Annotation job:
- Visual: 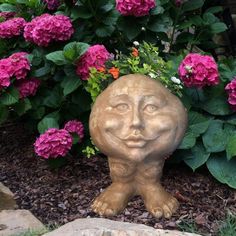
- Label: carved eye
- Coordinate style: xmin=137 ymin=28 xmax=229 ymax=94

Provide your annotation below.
xmin=144 ymin=104 xmax=158 ymax=113
xmin=115 ymin=103 xmax=129 ymax=112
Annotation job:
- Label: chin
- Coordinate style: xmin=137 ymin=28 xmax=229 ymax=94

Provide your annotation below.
xmin=123 ymin=148 xmax=148 ymax=163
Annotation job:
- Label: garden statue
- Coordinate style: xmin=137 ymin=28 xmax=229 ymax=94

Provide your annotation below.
xmin=89 ymin=74 xmax=188 ymax=218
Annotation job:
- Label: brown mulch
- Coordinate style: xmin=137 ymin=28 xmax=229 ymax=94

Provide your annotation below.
xmin=0 ymin=122 xmax=236 ymax=236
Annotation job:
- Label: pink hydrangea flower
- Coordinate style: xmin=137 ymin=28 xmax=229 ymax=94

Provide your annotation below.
xmin=64 ymin=120 xmax=84 ymax=141
xmin=225 ymin=78 xmax=236 ymax=111
xmin=0 ymin=52 xmax=30 ymax=90
xmin=0 ymin=17 xmax=26 ymax=38
xmin=24 ymin=14 xmax=74 ymax=47
xmin=34 ymin=128 xmax=73 ymax=159
xmin=0 ymin=71 xmax=11 ymax=90
xmin=178 ymin=53 xmax=219 ymax=88
xmin=8 ymin=52 xmax=30 ymax=80
xmin=76 ymin=45 xmax=110 ymax=80
xmin=15 ymin=78 xmax=41 ymax=98
xmin=0 ymin=58 xmax=14 ymax=77
xmin=43 ymin=0 xmax=60 ymax=10
xmin=0 ymin=12 xmax=16 ymax=20
xmin=116 ymin=0 xmax=156 ymax=17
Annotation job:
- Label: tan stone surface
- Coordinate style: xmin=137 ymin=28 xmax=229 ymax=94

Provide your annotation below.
xmin=0 ymin=210 xmax=45 ymax=236
xmin=43 ymin=218 xmax=201 ymax=236
xmin=0 ymin=182 xmax=17 ymax=210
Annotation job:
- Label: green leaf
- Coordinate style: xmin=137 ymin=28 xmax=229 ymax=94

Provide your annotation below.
xmin=188 ymin=111 xmax=211 ymax=136
xmin=150 ymin=5 xmax=164 ymax=15
xmin=30 ymin=107 xmax=45 ymax=120
xmin=100 ymin=2 xmax=114 ymax=12
xmin=202 ymin=96 xmax=232 ymax=115
xmin=205 ymin=6 xmax=223 ymax=14
xmin=210 ymin=22 xmax=227 ymax=34
xmin=176 ymin=32 xmax=194 ymax=43
xmin=43 ymin=87 xmax=63 ymax=108
xmin=101 ymin=10 xmax=119 ymax=25
xmin=61 ymin=77 xmax=81 ymax=96
xmin=202 ymin=120 xmax=229 ymax=153
xmin=96 ymin=25 xmax=115 ymax=37
xmin=182 ymin=0 xmax=204 ymax=12
xmin=63 ymin=42 xmax=89 ymax=62
xmin=32 ymin=63 xmax=51 ymax=77
xmin=71 ymin=7 xmax=92 ymax=20
xmin=37 ymin=117 xmax=59 ymax=134
xmin=72 ymin=133 xmax=80 ymax=144
xmin=14 ymin=98 xmax=32 ymax=116
xmin=226 ymin=115 xmax=236 ymax=125
xmin=188 ymin=15 xmax=203 ymax=26
xmin=0 ymin=105 xmax=8 ymax=124
xmin=117 ymin=17 xmax=141 ymax=41
xmin=202 ymin=12 xmax=218 ymax=25
xmin=0 ymin=3 xmax=17 ymax=11
xmin=226 ymin=134 xmax=236 ymax=160
xmin=46 ymin=51 xmax=67 ymax=65
xmin=184 ymin=143 xmax=210 ymax=171
xmin=0 ymin=87 xmax=19 ymax=105
xmin=178 ymin=132 xmax=196 ymax=149
xmin=207 ymin=154 xmax=236 ymax=188
xmin=147 ymin=16 xmax=172 ymax=33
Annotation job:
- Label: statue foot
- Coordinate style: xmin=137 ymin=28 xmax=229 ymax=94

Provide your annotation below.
xmin=91 ymin=182 xmax=134 ymax=216
xmin=140 ymin=183 xmax=179 ymax=219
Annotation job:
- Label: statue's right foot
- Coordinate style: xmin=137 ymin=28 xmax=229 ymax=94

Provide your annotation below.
xmin=139 ymin=183 xmax=179 ymax=219
xmin=91 ymin=182 xmax=134 ymax=216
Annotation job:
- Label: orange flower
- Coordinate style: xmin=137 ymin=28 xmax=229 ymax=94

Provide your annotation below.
xmin=109 ymin=67 xmax=120 ymax=79
xmin=132 ymin=47 xmax=139 ymax=57
xmin=97 ymin=67 xmax=106 ymax=73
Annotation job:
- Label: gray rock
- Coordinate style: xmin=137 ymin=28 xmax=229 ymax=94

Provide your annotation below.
xmin=0 ymin=182 xmax=17 ymax=210
xmin=43 ymin=218 xmax=201 ymax=236
xmin=0 ymin=210 xmax=45 ymax=236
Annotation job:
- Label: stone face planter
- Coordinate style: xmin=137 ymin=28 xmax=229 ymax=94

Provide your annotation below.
xmin=89 ymin=74 xmax=188 ymax=218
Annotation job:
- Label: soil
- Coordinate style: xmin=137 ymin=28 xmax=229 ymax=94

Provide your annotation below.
xmin=0 ymin=122 xmax=236 ymax=236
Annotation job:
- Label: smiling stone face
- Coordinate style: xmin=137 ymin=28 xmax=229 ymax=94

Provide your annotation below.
xmin=90 ymin=74 xmax=187 ymax=162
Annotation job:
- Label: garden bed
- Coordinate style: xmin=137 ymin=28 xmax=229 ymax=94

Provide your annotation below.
xmin=0 ymin=122 xmax=235 ymax=236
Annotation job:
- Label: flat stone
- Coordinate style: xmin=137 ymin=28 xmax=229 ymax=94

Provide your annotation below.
xmin=0 ymin=210 xmax=45 ymax=236
xmin=43 ymin=218 xmax=201 ymax=236
xmin=0 ymin=182 xmax=17 ymax=210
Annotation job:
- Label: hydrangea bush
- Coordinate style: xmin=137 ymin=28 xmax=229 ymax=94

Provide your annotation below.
xmin=0 ymin=0 xmax=236 ymax=187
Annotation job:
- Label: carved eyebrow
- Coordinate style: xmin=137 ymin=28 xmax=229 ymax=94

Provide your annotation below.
xmin=108 ymin=94 xmax=131 ymax=106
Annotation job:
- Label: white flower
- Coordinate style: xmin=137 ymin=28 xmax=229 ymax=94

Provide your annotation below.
xmin=185 ymin=65 xmax=192 ymax=73
xmin=171 ymin=76 xmax=181 ymax=84
xmin=148 ymin=72 xmax=156 ymax=79
xmin=133 ymin=41 xmax=139 ymax=46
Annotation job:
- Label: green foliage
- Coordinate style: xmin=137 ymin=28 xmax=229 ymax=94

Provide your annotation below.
xmin=207 ymin=154 xmax=236 ymax=188
xmin=218 ymin=213 xmax=236 ymax=236
xmin=177 ymin=219 xmax=199 ymax=234
xmin=86 ymin=42 xmax=183 ymax=102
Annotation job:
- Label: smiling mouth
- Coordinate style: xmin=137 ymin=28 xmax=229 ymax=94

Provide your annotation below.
xmin=124 ymin=139 xmax=147 ymax=148
xmin=108 ymin=133 xmax=158 ymax=148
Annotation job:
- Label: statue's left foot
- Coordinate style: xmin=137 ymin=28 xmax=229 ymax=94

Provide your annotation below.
xmin=139 ymin=183 xmax=179 ymax=219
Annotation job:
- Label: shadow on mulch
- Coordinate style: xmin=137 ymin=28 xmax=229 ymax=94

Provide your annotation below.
xmin=0 ymin=122 xmax=235 ymax=236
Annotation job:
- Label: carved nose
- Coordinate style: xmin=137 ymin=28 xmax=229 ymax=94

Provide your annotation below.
xmin=131 ymin=109 xmax=143 ymax=129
